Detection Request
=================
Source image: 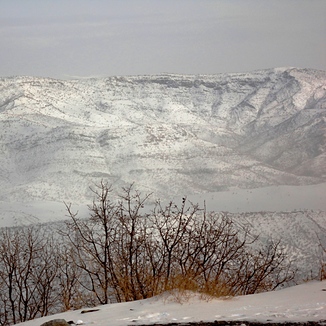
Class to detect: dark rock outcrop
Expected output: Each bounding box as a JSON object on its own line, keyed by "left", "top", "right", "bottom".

{"left": 40, "top": 319, "right": 70, "bottom": 326}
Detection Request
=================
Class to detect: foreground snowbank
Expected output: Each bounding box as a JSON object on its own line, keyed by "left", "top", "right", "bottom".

{"left": 19, "top": 281, "right": 326, "bottom": 326}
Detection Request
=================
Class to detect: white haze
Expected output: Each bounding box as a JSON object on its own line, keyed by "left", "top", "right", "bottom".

{"left": 0, "top": 0, "right": 325, "bottom": 79}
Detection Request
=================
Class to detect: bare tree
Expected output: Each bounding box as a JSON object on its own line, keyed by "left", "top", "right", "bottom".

{"left": 0, "top": 226, "right": 60, "bottom": 325}
{"left": 61, "top": 182, "right": 296, "bottom": 306}
{"left": 62, "top": 181, "right": 152, "bottom": 303}
{"left": 56, "top": 241, "right": 84, "bottom": 310}
{"left": 113, "top": 184, "right": 152, "bottom": 301}
{"left": 177, "top": 211, "right": 253, "bottom": 295}
{"left": 231, "top": 240, "right": 296, "bottom": 295}
{"left": 149, "top": 198, "right": 200, "bottom": 291}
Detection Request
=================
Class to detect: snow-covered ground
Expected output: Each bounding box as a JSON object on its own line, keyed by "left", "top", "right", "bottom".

{"left": 18, "top": 281, "right": 326, "bottom": 326}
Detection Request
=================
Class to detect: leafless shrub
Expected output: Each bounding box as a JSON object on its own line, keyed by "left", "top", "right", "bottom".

{"left": 62, "top": 182, "right": 296, "bottom": 304}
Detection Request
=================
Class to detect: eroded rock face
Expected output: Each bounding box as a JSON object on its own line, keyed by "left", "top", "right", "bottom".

{"left": 40, "top": 319, "right": 70, "bottom": 326}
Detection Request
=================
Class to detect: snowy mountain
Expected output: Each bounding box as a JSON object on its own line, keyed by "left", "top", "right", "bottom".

{"left": 0, "top": 67, "right": 325, "bottom": 225}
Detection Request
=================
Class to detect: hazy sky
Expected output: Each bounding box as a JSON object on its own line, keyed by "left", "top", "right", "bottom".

{"left": 1, "top": 0, "right": 325, "bottom": 79}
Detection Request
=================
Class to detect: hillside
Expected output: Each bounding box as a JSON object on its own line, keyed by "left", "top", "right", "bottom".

{"left": 16, "top": 281, "right": 326, "bottom": 326}
{"left": 0, "top": 67, "right": 325, "bottom": 225}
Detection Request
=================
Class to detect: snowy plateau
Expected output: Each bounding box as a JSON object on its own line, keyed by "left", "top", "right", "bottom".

{"left": 0, "top": 67, "right": 326, "bottom": 285}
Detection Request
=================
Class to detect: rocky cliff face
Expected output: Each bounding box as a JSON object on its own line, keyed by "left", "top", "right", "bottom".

{"left": 0, "top": 67, "right": 325, "bottom": 207}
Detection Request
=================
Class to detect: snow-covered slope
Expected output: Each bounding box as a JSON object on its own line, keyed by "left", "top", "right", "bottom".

{"left": 18, "top": 281, "right": 326, "bottom": 325}
{"left": 0, "top": 67, "right": 325, "bottom": 224}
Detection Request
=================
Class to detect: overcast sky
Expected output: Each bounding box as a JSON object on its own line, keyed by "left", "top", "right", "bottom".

{"left": 0, "top": 0, "right": 325, "bottom": 79}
